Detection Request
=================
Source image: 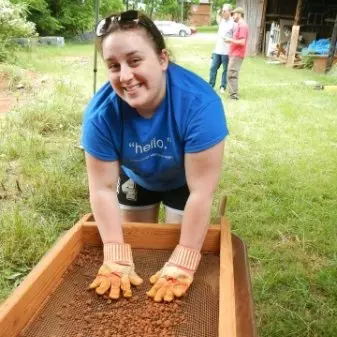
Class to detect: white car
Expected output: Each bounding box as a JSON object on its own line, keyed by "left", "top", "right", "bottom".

{"left": 154, "top": 21, "right": 191, "bottom": 37}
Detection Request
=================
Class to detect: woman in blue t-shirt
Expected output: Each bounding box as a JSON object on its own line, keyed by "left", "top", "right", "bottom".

{"left": 82, "top": 10, "right": 228, "bottom": 302}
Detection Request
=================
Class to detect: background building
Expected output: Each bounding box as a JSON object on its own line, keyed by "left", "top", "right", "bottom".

{"left": 188, "top": 0, "right": 212, "bottom": 26}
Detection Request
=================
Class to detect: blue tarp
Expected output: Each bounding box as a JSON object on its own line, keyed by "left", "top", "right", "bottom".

{"left": 302, "top": 39, "right": 337, "bottom": 55}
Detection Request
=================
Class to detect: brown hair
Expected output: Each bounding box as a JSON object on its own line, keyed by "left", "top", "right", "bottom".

{"left": 96, "top": 10, "right": 166, "bottom": 56}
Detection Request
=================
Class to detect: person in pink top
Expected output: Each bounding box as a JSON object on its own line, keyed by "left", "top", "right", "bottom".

{"left": 225, "top": 7, "right": 249, "bottom": 100}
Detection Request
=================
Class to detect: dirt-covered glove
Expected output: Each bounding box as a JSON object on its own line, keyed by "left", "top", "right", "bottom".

{"left": 89, "top": 243, "right": 143, "bottom": 299}
{"left": 146, "top": 245, "right": 201, "bottom": 302}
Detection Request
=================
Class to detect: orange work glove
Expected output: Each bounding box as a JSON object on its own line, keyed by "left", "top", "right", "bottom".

{"left": 146, "top": 245, "right": 201, "bottom": 302}
{"left": 89, "top": 243, "right": 143, "bottom": 299}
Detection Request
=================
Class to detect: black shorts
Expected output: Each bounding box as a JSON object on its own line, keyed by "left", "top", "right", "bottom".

{"left": 117, "top": 170, "right": 189, "bottom": 214}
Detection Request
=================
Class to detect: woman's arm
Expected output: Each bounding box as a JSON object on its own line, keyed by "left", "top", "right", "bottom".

{"left": 85, "top": 152, "right": 123, "bottom": 244}
{"left": 146, "top": 140, "right": 225, "bottom": 301}
{"left": 180, "top": 140, "right": 225, "bottom": 250}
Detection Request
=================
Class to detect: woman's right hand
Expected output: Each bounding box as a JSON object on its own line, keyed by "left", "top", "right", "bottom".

{"left": 89, "top": 243, "right": 143, "bottom": 299}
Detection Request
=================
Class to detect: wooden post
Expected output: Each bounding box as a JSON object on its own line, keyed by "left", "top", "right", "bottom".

{"left": 293, "top": 0, "right": 303, "bottom": 26}
{"left": 257, "top": 0, "right": 268, "bottom": 54}
{"left": 326, "top": 14, "right": 337, "bottom": 73}
{"left": 286, "top": 0, "right": 303, "bottom": 67}
{"left": 286, "top": 26, "right": 300, "bottom": 67}
{"left": 219, "top": 217, "right": 237, "bottom": 337}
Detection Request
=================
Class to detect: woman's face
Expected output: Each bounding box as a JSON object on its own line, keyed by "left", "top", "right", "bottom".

{"left": 102, "top": 29, "right": 169, "bottom": 114}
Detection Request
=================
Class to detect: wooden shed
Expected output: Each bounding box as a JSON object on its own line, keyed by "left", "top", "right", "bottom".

{"left": 236, "top": 0, "right": 337, "bottom": 57}
{"left": 189, "top": 0, "right": 212, "bottom": 26}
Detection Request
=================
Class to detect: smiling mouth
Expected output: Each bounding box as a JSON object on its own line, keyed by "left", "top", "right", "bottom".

{"left": 123, "top": 83, "right": 142, "bottom": 93}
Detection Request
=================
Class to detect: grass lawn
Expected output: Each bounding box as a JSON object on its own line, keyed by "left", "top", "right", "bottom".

{"left": 196, "top": 25, "right": 218, "bottom": 33}
{"left": 1, "top": 35, "right": 337, "bottom": 337}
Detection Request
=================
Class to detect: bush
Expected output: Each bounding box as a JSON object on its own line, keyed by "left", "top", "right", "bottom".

{"left": 303, "top": 56, "right": 314, "bottom": 69}
{"left": 0, "top": 0, "right": 36, "bottom": 62}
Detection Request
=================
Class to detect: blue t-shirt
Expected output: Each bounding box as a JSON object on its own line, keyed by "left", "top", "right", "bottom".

{"left": 82, "top": 63, "right": 228, "bottom": 191}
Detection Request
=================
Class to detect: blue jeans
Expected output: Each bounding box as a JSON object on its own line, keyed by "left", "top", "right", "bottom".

{"left": 209, "top": 53, "right": 229, "bottom": 89}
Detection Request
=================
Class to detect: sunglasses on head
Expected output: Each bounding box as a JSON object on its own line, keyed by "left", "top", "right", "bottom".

{"left": 95, "top": 10, "right": 145, "bottom": 37}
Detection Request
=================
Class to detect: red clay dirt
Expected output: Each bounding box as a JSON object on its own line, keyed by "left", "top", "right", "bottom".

{"left": 19, "top": 247, "right": 220, "bottom": 337}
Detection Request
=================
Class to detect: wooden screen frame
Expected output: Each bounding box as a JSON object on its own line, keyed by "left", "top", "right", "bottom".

{"left": 0, "top": 214, "right": 256, "bottom": 337}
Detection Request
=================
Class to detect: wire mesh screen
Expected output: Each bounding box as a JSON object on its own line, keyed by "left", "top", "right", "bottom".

{"left": 20, "top": 247, "right": 220, "bottom": 337}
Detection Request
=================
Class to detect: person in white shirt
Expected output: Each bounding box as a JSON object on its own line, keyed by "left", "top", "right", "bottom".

{"left": 209, "top": 4, "right": 235, "bottom": 94}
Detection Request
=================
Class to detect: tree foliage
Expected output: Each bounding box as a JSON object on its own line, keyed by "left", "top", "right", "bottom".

{"left": 0, "top": 0, "right": 36, "bottom": 37}
{"left": 212, "top": 0, "right": 236, "bottom": 13}
{"left": 9, "top": 0, "right": 124, "bottom": 37}
{"left": 10, "top": 0, "right": 61, "bottom": 34}
{"left": 0, "top": 0, "right": 36, "bottom": 61}
{"left": 6, "top": 0, "right": 220, "bottom": 38}
{"left": 144, "top": 0, "right": 197, "bottom": 22}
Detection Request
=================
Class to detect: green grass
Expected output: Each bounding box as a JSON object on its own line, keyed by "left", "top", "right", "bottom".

{"left": 196, "top": 25, "right": 218, "bottom": 33}
{"left": 1, "top": 39, "right": 337, "bottom": 336}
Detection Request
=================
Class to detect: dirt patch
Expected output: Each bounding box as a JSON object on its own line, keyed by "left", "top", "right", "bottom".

{"left": 19, "top": 247, "right": 220, "bottom": 337}
{"left": 0, "top": 96, "right": 13, "bottom": 117}
{"left": 0, "top": 70, "right": 42, "bottom": 116}
{"left": 0, "top": 72, "right": 9, "bottom": 91}
{"left": 0, "top": 74, "right": 12, "bottom": 116}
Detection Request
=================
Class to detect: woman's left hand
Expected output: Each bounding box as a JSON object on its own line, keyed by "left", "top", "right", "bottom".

{"left": 146, "top": 245, "right": 201, "bottom": 302}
